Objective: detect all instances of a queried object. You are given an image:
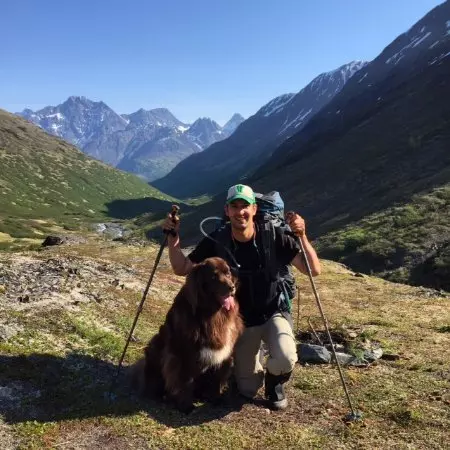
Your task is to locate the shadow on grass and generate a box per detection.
[105,197,195,220]
[0,352,244,427]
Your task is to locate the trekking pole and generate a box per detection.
[291,218,362,422]
[109,205,180,396]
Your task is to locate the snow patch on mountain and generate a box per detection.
[429,51,450,65]
[386,29,433,65]
[261,94,295,117]
[278,108,312,135]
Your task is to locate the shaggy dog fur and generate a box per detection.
[134,257,244,413]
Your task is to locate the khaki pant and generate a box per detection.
[234,312,298,398]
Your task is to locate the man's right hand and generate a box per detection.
[162,212,180,238]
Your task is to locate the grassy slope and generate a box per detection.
[0,110,176,246]
[0,239,448,449]
[315,184,450,291]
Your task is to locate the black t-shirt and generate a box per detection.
[188,226,300,326]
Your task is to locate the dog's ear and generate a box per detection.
[185,264,203,312]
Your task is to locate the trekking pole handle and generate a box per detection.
[164,204,180,237]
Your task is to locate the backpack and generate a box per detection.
[213,191,298,313]
[254,191,297,312]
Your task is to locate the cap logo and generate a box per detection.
[226,184,256,204]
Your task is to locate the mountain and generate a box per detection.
[157,1,450,291]
[115,127,202,181]
[18,100,241,181]
[0,109,175,241]
[20,96,128,148]
[314,184,450,291]
[185,117,224,149]
[258,1,450,175]
[222,113,245,135]
[122,108,185,129]
[243,1,450,288]
[152,60,367,198]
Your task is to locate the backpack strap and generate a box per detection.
[212,223,238,270]
[257,221,278,282]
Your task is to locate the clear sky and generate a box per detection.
[1,0,443,125]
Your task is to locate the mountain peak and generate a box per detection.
[66,95,91,104]
[223,113,245,135]
[191,117,219,126]
[124,108,184,129]
[188,117,221,133]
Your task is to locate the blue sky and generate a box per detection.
[1,0,443,125]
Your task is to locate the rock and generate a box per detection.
[332,352,355,366]
[364,348,383,362]
[41,236,64,247]
[331,352,369,366]
[298,344,331,364]
[326,344,345,352]
[354,272,365,277]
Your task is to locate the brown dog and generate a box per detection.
[135,257,244,413]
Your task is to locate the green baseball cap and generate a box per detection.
[226,184,256,204]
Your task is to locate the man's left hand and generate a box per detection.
[286,211,306,238]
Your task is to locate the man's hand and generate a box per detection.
[162,209,180,237]
[286,211,306,238]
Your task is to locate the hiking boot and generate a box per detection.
[264,371,292,410]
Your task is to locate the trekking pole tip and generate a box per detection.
[344,410,364,423]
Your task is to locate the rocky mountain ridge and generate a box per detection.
[153,60,368,197]
[18,98,244,181]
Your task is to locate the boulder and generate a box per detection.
[41,236,64,247]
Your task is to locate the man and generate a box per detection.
[162,184,321,410]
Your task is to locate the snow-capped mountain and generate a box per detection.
[185,118,224,149]
[18,98,244,181]
[122,108,186,129]
[156,0,450,198]
[20,96,128,148]
[258,60,368,137]
[244,1,450,255]
[323,1,450,107]
[261,0,450,171]
[153,60,367,197]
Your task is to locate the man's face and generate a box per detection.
[225,199,257,231]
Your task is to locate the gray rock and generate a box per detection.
[298,344,331,364]
[332,352,355,365]
[332,352,369,366]
[364,348,383,362]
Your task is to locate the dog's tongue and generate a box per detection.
[221,295,235,311]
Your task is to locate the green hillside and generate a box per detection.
[315,185,450,291]
[0,110,175,246]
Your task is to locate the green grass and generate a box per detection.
[0,242,448,449]
[315,184,450,291]
[0,109,182,250]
